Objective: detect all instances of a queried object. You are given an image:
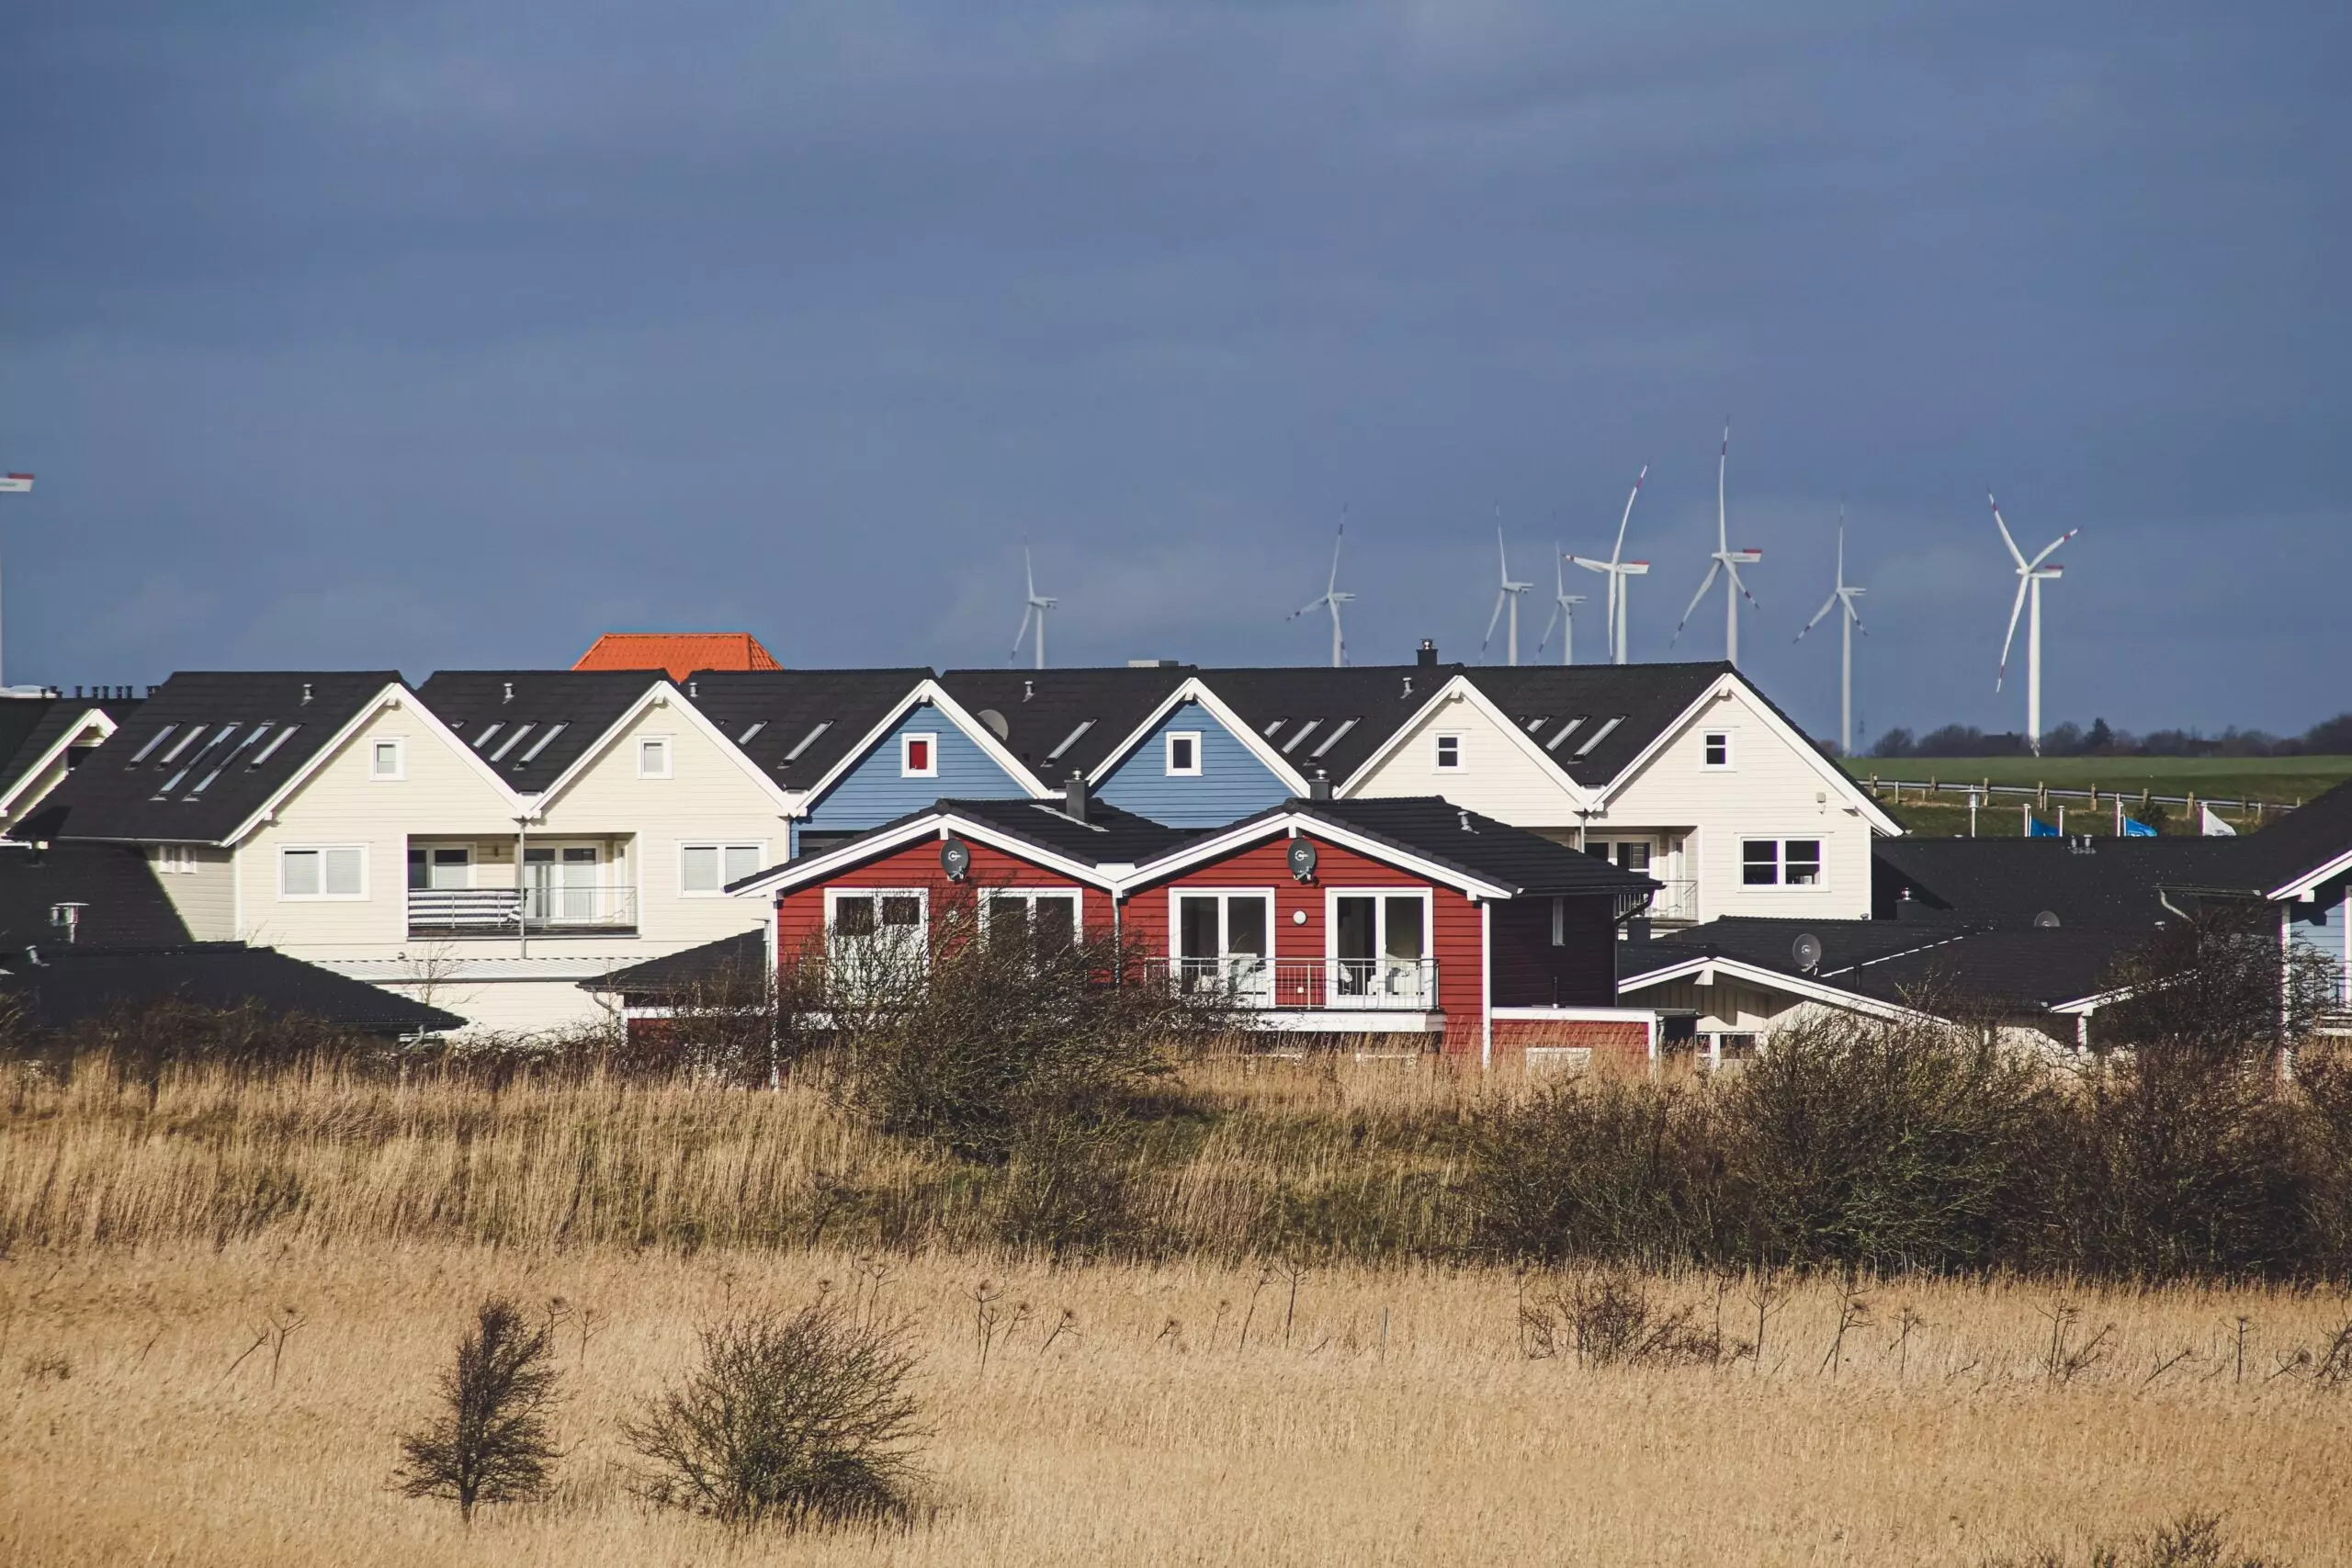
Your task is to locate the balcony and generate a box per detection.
[407,886,639,939]
[1146,957,1440,1012]
[1647,878,1700,925]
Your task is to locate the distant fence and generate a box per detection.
[1860,775,2302,821]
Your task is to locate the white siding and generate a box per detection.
[1342,691,1587,825]
[156,846,238,940]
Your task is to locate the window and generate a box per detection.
[985,890,1080,951]
[1166,731,1202,777]
[638,736,673,779]
[1330,890,1432,1003]
[407,846,471,890]
[827,888,929,978]
[900,733,938,778]
[1172,889,1274,1000]
[682,842,767,895]
[153,844,198,875]
[1702,731,1732,769]
[371,739,405,780]
[281,845,367,899]
[1742,839,1824,888]
[1435,735,1462,771]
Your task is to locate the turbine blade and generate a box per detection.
[1989,492,2028,568]
[2027,526,2080,570]
[1996,577,2030,691]
[1717,423,1730,553]
[1724,561,1758,605]
[1011,605,1034,661]
[1797,590,1839,640]
[1669,562,1721,648]
[1024,543,1036,600]
[1611,465,1648,561]
[1481,591,1507,656]
[1496,523,1510,583]
[1329,523,1345,593]
[1536,604,1562,654]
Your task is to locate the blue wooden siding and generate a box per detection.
[1095,699,1292,828]
[802,705,1032,835]
[2289,876,2351,1002]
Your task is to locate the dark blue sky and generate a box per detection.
[4,2,2345,743]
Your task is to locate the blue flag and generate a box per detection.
[2027,814,2060,838]
[2122,816,2157,837]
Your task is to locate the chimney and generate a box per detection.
[1064,770,1090,823]
[1416,638,1438,669]
[503,682,514,704]
[1309,770,1331,801]
[300,682,313,705]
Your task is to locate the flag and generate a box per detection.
[2200,804,2237,837]
[2121,815,2157,837]
[0,474,32,493]
[2027,813,2060,838]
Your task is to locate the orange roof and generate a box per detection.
[572,633,783,682]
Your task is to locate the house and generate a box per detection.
[0,837,193,953]
[0,688,141,829]
[728,788,1663,1068]
[573,632,782,682]
[684,670,1047,854]
[1338,660,1901,926]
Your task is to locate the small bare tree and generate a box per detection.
[396,1297,563,1525]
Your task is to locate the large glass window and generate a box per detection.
[683,842,765,895]
[1332,892,1430,1001]
[282,846,365,899]
[1742,840,1780,886]
[1174,891,1272,999]
[407,846,471,891]
[1743,839,1823,888]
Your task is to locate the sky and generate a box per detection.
[3,1,2346,748]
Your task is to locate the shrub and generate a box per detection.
[1465,1077,1717,1266]
[1983,1509,2281,1568]
[624,1297,927,1532]
[395,1297,563,1524]
[1519,1268,1727,1368]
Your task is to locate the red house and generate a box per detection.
[729,784,1663,1068]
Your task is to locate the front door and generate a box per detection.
[1174,892,1271,1000]
[1333,894,1430,1003]
[524,845,600,923]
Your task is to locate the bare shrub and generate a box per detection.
[1520,1269,1727,1369]
[395,1297,562,1524]
[1984,1509,2283,1568]
[624,1296,927,1532]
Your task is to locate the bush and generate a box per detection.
[396,1297,563,1524]
[625,1297,927,1532]
[1984,1510,2281,1568]
[1465,1077,1717,1266]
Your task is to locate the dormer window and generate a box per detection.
[901,733,938,778]
[1166,731,1202,777]
[1436,735,1462,771]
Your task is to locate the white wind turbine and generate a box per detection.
[1009,541,1057,670]
[0,460,31,691]
[1566,465,1650,664]
[1535,545,1588,666]
[1795,502,1866,756]
[1480,523,1534,665]
[1288,523,1354,667]
[1990,492,2078,756]
[1670,425,1763,667]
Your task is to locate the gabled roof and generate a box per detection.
[1872,837,2262,931]
[0,942,463,1035]
[0,695,141,819]
[414,671,666,795]
[676,669,939,794]
[574,633,782,681]
[935,666,1194,782]
[728,796,1199,897]
[15,672,402,845]
[582,929,766,998]
[0,840,192,954]
[1451,662,1733,786]
[2233,776,2352,899]
[1127,796,1660,901]
[1190,665,1468,790]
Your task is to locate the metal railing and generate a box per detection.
[407,886,639,937]
[1860,775,2295,819]
[1647,878,1700,923]
[1143,956,1440,1010]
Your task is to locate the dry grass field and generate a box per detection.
[5,1057,2349,1565]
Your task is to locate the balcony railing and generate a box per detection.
[1648,878,1700,924]
[1143,956,1440,1011]
[407,886,639,938]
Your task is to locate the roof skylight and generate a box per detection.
[1574,716,1626,756]
[519,723,567,763]
[1309,717,1360,758]
[489,723,535,761]
[130,725,178,764]
[1544,717,1586,751]
[1262,717,1288,737]
[783,722,831,762]
[1281,720,1322,754]
[736,721,766,745]
[159,725,208,764]
[1046,719,1096,761]
[472,723,503,750]
[247,725,300,768]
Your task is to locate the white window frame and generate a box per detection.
[899,732,940,779]
[1739,837,1826,890]
[679,840,770,897]
[1435,733,1463,772]
[278,844,369,901]
[1165,730,1204,777]
[1702,729,1735,770]
[824,886,931,967]
[1169,886,1277,999]
[153,844,199,876]
[369,737,407,782]
[637,734,674,780]
[1324,886,1437,1005]
[979,886,1086,944]
[408,843,474,891]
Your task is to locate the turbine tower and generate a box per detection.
[1009,542,1057,670]
[1670,425,1762,667]
[1991,492,2078,756]
[1480,524,1534,665]
[1795,503,1866,756]
[1535,545,1588,666]
[1566,465,1650,664]
[1287,524,1354,668]
[0,462,31,692]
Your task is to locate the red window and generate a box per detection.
[902,734,936,776]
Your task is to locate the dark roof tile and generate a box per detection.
[414,670,663,793]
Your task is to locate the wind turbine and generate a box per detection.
[0,461,30,691]
[1535,545,1588,666]
[1288,523,1354,667]
[1009,541,1057,670]
[1990,492,2077,756]
[1795,503,1866,756]
[1480,523,1534,665]
[1566,465,1650,664]
[1670,424,1762,666]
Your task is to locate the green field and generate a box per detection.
[1840,753,2352,808]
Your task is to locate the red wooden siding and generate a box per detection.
[774,836,1113,958]
[1491,1018,1651,1073]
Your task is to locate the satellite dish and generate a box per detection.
[2033,909,2062,929]
[1286,839,1319,882]
[978,708,1011,741]
[1791,932,1823,972]
[940,839,971,882]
